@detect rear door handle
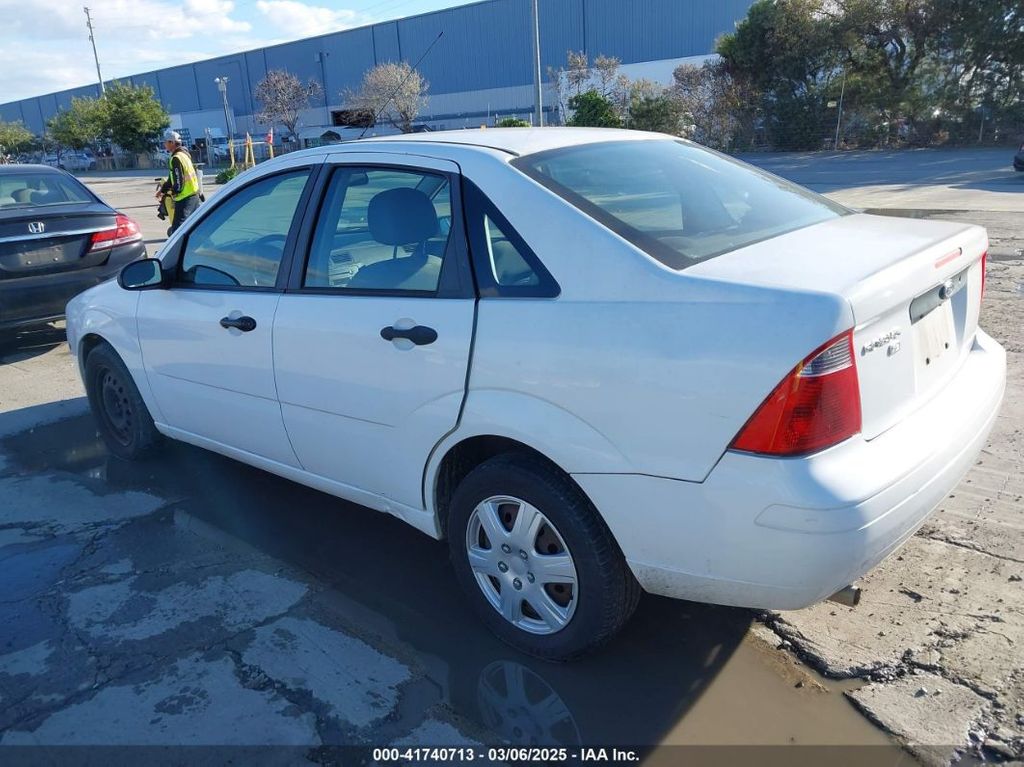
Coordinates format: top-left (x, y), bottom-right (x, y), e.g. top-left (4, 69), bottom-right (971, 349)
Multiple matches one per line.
top-left (380, 325), bottom-right (437, 346)
top-left (220, 315), bottom-right (257, 332)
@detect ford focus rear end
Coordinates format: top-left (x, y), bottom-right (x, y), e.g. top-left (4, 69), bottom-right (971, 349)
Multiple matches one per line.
top-left (508, 137), bottom-right (1006, 612)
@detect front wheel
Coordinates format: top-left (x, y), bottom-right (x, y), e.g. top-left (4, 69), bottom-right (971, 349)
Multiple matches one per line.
top-left (448, 454), bottom-right (641, 660)
top-left (84, 342), bottom-right (162, 460)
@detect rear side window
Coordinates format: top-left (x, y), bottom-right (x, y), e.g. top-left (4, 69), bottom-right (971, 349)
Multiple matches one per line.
top-left (462, 179), bottom-right (558, 298)
top-left (513, 140), bottom-right (847, 269)
top-left (0, 173), bottom-right (94, 210)
top-left (304, 167), bottom-right (454, 293)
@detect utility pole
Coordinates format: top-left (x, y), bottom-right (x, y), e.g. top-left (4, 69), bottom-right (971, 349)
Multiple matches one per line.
top-left (833, 69), bottom-right (846, 150)
top-left (215, 77), bottom-right (234, 136)
top-left (316, 52), bottom-right (330, 127)
top-left (531, 0), bottom-right (543, 127)
top-left (83, 7), bottom-right (105, 95)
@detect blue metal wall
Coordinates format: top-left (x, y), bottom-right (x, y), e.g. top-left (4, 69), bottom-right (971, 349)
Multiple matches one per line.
top-left (1, 0), bottom-right (753, 134)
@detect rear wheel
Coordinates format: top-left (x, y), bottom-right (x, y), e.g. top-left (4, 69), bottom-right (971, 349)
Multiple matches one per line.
top-left (448, 454), bottom-right (641, 660)
top-left (84, 342), bottom-right (161, 460)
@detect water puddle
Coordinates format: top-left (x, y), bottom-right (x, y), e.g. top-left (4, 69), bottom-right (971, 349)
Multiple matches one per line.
top-left (1, 415), bottom-right (899, 754)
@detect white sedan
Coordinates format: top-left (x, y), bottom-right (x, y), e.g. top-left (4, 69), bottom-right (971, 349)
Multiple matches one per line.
top-left (66, 129), bottom-right (1005, 659)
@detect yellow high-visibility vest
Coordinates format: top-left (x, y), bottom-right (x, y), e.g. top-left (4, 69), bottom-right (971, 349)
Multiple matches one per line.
top-left (168, 148), bottom-right (199, 202)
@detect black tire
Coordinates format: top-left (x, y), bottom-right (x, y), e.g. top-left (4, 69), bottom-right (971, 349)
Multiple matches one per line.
top-left (84, 342), bottom-right (162, 460)
top-left (448, 453), bottom-right (641, 661)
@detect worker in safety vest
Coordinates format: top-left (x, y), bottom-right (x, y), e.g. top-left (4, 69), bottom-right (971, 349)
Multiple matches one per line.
top-left (156, 130), bottom-right (201, 234)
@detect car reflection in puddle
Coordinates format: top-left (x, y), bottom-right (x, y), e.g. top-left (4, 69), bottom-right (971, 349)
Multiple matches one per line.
top-left (0, 411), bottom-right (751, 749)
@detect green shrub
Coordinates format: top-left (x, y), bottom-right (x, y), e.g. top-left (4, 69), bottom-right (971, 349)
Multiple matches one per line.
top-left (215, 166), bottom-right (239, 184)
top-left (497, 117), bottom-right (530, 128)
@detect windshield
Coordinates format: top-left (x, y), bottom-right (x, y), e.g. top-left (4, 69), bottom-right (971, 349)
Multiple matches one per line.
top-left (512, 140), bottom-right (848, 269)
top-left (0, 172), bottom-right (95, 212)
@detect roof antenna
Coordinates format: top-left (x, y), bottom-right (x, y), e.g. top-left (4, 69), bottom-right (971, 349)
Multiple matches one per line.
top-left (359, 31), bottom-right (443, 140)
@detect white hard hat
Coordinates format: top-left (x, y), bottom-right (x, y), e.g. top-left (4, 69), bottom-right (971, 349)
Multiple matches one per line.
top-left (163, 129), bottom-right (182, 143)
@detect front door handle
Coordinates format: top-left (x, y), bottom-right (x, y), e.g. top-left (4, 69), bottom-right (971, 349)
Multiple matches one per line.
top-left (380, 324), bottom-right (437, 346)
top-left (220, 315), bottom-right (257, 332)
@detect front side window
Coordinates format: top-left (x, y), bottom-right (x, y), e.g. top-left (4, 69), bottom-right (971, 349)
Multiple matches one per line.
top-left (179, 169), bottom-right (310, 288)
top-left (513, 140), bottom-right (847, 269)
top-left (304, 167), bottom-right (453, 293)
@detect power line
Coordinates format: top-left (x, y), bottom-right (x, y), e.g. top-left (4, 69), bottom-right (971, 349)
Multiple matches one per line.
top-left (83, 6), bottom-right (105, 95)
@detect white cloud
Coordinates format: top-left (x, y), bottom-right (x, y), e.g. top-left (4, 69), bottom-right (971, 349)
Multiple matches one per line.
top-left (0, 0), bottom-right (381, 106)
top-left (255, 0), bottom-right (361, 39)
top-left (0, 0), bottom-right (259, 104)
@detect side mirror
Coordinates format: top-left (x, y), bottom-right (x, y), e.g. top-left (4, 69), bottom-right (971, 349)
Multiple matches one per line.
top-left (118, 258), bottom-right (165, 290)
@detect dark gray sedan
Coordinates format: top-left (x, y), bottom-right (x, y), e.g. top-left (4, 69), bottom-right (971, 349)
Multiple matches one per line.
top-left (1014, 141), bottom-right (1024, 171)
top-left (0, 165), bottom-right (145, 333)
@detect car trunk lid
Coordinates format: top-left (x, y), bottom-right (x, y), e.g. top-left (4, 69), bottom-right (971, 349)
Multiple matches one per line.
top-left (688, 213), bottom-right (986, 441)
top-left (0, 204), bottom-right (117, 279)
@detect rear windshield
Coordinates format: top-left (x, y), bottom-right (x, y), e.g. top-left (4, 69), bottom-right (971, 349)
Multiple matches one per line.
top-left (512, 140), bottom-right (847, 269)
top-left (0, 172), bottom-right (95, 212)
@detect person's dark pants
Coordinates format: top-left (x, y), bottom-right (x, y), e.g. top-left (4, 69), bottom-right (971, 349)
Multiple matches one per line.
top-left (168, 194), bottom-right (199, 235)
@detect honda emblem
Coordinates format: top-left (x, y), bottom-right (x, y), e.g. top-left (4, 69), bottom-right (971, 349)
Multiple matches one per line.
top-left (27, 221), bottom-right (45, 234)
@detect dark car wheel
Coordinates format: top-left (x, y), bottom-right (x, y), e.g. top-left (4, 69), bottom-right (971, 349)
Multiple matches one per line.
top-left (448, 453), bottom-right (641, 661)
top-left (84, 342), bottom-right (161, 460)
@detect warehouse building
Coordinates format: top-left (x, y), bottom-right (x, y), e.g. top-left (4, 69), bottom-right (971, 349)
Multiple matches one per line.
top-left (0, 0), bottom-right (753, 144)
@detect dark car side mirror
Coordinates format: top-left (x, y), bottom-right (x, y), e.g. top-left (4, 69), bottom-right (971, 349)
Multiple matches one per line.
top-left (118, 258), bottom-right (166, 290)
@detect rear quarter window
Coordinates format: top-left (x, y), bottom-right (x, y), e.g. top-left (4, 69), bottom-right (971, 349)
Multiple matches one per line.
top-left (512, 140), bottom-right (848, 269)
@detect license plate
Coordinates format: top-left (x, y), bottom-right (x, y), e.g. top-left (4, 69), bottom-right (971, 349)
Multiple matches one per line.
top-left (914, 299), bottom-right (955, 369)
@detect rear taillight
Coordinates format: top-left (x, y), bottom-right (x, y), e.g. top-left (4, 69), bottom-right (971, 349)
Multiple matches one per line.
top-left (88, 213), bottom-right (142, 252)
top-left (730, 330), bottom-right (862, 457)
top-left (980, 251), bottom-right (987, 300)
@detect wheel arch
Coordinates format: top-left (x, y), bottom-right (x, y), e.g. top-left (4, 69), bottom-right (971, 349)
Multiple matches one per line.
top-left (425, 391), bottom-right (634, 539)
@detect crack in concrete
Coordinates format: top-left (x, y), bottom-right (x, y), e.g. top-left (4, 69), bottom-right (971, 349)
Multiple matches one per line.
top-left (917, 530), bottom-right (1024, 565)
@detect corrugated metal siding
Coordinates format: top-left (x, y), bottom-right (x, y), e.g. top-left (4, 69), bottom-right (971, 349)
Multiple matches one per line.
top-left (312, 27), bottom-right (377, 99)
top-left (130, 73), bottom-right (163, 101)
top-left (1, 0), bottom-right (752, 129)
top-left (584, 0), bottom-right (749, 63)
top-left (372, 22), bottom-right (402, 64)
top-left (54, 85), bottom-right (101, 112)
top-left (193, 57), bottom-right (249, 113)
top-left (158, 65), bottom-right (201, 114)
top-left (0, 101), bottom-right (24, 125)
top-left (539, 0), bottom-right (585, 72)
top-left (398, 0), bottom-right (537, 94)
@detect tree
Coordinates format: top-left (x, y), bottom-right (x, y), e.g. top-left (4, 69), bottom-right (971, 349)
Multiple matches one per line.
top-left (548, 50), bottom-right (592, 124)
top-left (716, 0), bottom-right (849, 149)
top-left (348, 62), bottom-right (428, 134)
top-left (0, 120), bottom-right (33, 156)
top-left (671, 61), bottom-right (755, 151)
top-left (567, 90), bottom-right (621, 128)
top-left (47, 97), bottom-right (107, 151)
top-left (103, 82), bottom-right (169, 153)
top-left (627, 80), bottom-right (684, 135)
top-left (254, 69), bottom-right (323, 139)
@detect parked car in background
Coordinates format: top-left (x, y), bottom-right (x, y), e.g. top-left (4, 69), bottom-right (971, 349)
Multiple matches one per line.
top-left (0, 164), bottom-right (145, 333)
top-left (66, 129), bottom-right (1004, 659)
top-left (1014, 142), bottom-right (1024, 171)
top-left (40, 151), bottom-right (95, 172)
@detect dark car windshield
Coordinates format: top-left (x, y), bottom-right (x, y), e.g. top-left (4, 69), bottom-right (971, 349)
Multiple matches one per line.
top-left (512, 140), bottom-right (848, 269)
top-left (0, 171), bottom-right (95, 212)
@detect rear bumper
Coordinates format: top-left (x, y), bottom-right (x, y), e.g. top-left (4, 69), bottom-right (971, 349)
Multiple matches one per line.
top-left (0, 242), bottom-right (144, 330)
top-left (575, 330), bottom-right (1006, 610)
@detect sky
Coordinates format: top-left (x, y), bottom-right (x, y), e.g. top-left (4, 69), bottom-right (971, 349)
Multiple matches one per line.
top-left (0, 0), bottom-right (470, 104)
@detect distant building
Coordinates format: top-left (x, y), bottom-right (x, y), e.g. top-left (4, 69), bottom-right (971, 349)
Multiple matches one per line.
top-left (0, 0), bottom-right (752, 143)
